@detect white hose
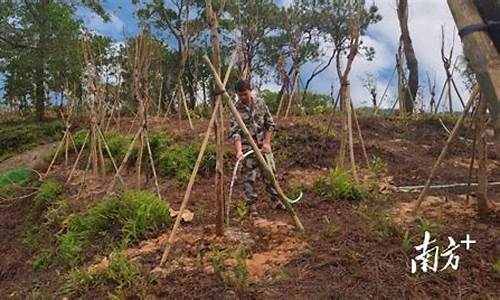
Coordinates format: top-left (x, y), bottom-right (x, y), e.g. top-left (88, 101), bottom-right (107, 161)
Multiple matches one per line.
top-left (226, 150), bottom-right (303, 225)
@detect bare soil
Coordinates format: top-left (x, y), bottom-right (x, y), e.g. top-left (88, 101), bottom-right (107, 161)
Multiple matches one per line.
top-left (0, 114), bottom-right (499, 299)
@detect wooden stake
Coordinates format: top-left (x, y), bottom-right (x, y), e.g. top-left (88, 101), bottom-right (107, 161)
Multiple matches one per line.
top-left (414, 85), bottom-right (479, 213)
top-left (351, 100), bottom-right (369, 167)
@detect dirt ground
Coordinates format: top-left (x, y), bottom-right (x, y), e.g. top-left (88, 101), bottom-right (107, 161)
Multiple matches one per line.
top-left (0, 114), bottom-right (499, 299)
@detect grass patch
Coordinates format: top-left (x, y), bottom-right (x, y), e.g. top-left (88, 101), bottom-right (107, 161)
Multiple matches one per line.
top-left (210, 245), bottom-right (252, 290)
top-left (30, 248), bottom-right (55, 271)
top-left (0, 167), bottom-right (32, 194)
top-left (59, 190), bottom-right (170, 266)
top-left (62, 250), bottom-right (141, 294)
top-left (34, 179), bottom-right (61, 208)
top-left (313, 168), bottom-right (365, 201)
top-left (157, 143), bottom-right (217, 184)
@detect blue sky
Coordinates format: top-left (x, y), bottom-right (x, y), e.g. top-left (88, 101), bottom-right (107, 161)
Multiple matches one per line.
top-left (2, 1), bottom-right (467, 111)
top-left (76, 0), bottom-right (470, 111)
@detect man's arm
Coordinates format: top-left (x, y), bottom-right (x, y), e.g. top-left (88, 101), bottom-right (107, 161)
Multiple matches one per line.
top-left (262, 99), bottom-right (275, 153)
top-left (229, 111), bottom-right (243, 159)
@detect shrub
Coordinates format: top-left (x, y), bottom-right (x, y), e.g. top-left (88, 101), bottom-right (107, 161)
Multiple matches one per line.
top-left (59, 190), bottom-right (170, 265)
top-left (313, 168), bottom-right (365, 201)
top-left (34, 179), bottom-right (61, 208)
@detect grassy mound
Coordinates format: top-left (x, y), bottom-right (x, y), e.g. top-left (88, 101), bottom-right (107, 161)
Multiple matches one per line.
top-left (59, 190), bottom-right (170, 265)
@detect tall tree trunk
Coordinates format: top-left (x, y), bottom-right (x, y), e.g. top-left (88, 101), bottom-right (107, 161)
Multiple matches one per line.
top-left (397, 0), bottom-right (419, 114)
top-left (35, 65), bottom-right (45, 121)
top-left (448, 0), bottom-right (500, 153)
top-left (475, 94), bottom-right (490, 217)
top-left (206, 0), bottom-right (225, 236)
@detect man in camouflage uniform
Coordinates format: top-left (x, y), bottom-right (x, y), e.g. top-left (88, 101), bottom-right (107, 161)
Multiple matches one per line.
top-left (229, 80), bottom-right (283, 217)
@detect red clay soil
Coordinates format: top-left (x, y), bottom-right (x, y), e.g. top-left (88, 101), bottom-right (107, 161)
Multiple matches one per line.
top-left (0, 114), bottom-right (498, 299)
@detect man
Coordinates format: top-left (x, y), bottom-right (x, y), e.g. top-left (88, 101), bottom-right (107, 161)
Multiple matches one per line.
top-left (228, 80), bottom-right (284, 217)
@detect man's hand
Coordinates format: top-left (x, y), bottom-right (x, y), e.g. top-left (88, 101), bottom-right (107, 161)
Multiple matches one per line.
top-left (261, 143), bottom-right (271, 154)
top-left (236, 151), bottom-right (244, 160)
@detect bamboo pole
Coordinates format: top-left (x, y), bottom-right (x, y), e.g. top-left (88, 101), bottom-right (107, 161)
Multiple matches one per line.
top-left (66, 132), bottom-right (89, 184)
top-left (159, 100), bottom-right (220, 266)
top-left (346, 83), bottom-right (359, 183)
top-left (179, 82), bottom-right (194, 130)
top-left (414, 85), bottom-right (478, 213)
top-left (159, 59), bottom-right (235, 265)
top-left (351, 100), bottom-right (369, 167)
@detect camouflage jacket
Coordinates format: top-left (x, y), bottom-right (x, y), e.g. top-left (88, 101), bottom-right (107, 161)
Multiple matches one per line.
top-left (228, 95), bottom-right (275, 148)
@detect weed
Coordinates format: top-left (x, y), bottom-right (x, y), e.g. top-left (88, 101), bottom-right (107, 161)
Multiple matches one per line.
top-left (0, 167), bottom-right (32, 195)
top-left (324, 223), bottom-right (340, 238)
top-left (373, 211), bottom-right (403, 241)
top-left (61, 267), bottom-right (100, 294)
top-left (34, 179), bottom-right (61, 208)
top-left (61, 251), bottom-right (141, 294)
top-left (210, 245), bottom-right (252, 290)
top-left (276, 269), bottom-right (289, 283)
top-left (368, 156), bottom-right (387, 174)
top-left (401, 230), bottom-right (414, 252)
top-left (231, 245), bottom-right (252, 290)
top-left (210, 246), bottom-right (229, 283)
top-left (105, 251), bottom-right (141, 289)
top-left (313, 167), bottom-right (365, 201)
top-left (30, 248), bottom-right (55, 271)
top-left (414, 216), bottom-right (438, 236)
top-left (287, 179), bottom-right (303, 199)
top-left (493, 260), bottom-right (500, 273)
top-left (235, 202), bottom-right (247, 222)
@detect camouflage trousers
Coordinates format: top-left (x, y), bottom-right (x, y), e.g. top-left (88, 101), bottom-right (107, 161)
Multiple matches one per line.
top-left (241, 151), bottom-right (280, 205)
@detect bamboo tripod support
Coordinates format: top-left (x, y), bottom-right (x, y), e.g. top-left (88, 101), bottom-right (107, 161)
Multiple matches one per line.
top-left (107, 34), bottom-right (162, 198)
top-left (45, 92), bottom-right (79, 176)
top-left (64, 40), bottom-right (125, 188)
top-left (159, 59), bottom-right (235, 266)
top-left (414, 85), bottom-right (479, 214)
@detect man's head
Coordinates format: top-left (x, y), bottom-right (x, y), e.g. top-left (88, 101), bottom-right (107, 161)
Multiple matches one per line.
top-left (235, 80), bottom-right (252, 104)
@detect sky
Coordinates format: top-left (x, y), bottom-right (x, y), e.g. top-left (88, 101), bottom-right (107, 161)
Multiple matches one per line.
top-left (2, 0), bottom-right (469, 111)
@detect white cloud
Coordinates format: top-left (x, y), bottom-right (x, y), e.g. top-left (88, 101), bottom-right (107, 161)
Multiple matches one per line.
top-left (78, 8), bottom-right (126, 40)
top-left (291, 0), bottom-right (469, 111)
